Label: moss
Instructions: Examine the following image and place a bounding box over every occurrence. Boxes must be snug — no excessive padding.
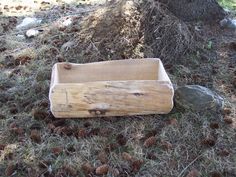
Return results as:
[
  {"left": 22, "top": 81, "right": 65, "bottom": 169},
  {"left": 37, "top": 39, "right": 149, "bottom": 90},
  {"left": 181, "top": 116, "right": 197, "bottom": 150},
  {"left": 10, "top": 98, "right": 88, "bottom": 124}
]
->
[{"left": 218, "top": 0, "right": 236, "bottom": 11}]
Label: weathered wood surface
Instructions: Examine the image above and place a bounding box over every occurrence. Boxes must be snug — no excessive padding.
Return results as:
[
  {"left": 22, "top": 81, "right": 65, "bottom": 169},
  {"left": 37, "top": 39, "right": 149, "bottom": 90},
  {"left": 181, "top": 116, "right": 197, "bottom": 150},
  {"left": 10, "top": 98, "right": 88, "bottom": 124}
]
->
[{"left": 49, "top": 59, "right": 174, "bottom": 118}]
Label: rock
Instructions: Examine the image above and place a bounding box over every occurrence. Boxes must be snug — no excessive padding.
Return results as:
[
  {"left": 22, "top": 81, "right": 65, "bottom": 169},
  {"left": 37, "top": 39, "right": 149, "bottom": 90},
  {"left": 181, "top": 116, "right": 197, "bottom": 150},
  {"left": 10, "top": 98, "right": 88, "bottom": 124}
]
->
[
  {"left": 60, "top": 41, "right": 75, "bottom": 53},
  {"left": 16, "top": 34, "right": 25, "bottom": 40},
  {"left": 62, "top": 18, "right": 73, "bottom": 27},
  {"left": 16, "top": 17, "right": 41, "bottom": 30},
  {"left": 220, "top": 18, "right": 236, "bottom": 29},
  {"left": 25, "top": 29, "right": 41, "bottom": 38},
  {"left": 174, "top": 85, "right": 224, "bottom": 112}
]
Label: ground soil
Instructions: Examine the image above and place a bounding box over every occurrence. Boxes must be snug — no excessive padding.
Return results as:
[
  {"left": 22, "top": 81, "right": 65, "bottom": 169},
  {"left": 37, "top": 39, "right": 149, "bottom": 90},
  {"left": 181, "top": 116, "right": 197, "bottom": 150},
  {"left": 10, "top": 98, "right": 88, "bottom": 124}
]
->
[{"left": 0, "top": 0, "right": 235, "bottom": 177}]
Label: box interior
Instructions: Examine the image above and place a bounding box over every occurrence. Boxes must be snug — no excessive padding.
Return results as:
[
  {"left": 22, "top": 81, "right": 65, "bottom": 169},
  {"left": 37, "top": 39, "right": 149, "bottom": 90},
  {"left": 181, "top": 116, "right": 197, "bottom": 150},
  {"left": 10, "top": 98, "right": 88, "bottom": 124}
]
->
[{"left": 54, "top": 59, "right": 168, "bottom": 84}]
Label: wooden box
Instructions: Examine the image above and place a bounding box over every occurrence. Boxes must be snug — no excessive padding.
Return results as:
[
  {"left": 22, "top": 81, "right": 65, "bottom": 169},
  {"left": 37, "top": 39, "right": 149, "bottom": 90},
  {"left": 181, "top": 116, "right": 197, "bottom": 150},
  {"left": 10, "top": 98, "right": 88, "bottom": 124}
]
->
[{"left": 49, "top": 59, "right": 174, "bottom": 118}]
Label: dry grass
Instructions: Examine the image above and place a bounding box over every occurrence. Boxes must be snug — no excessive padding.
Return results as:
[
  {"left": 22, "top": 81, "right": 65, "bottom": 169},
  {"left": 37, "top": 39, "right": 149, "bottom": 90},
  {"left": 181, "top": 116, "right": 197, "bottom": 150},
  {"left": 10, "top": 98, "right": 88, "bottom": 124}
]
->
[{"left": 0, "top": 0, "right": 235, "bottom": 177}]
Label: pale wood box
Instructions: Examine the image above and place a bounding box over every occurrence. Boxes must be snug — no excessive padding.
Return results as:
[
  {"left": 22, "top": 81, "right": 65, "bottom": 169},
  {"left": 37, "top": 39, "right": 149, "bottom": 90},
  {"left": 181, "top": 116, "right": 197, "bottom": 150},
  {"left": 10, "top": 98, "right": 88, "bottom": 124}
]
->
[{"left": 49, "top": 58, "right": 174, "bottom": 118}]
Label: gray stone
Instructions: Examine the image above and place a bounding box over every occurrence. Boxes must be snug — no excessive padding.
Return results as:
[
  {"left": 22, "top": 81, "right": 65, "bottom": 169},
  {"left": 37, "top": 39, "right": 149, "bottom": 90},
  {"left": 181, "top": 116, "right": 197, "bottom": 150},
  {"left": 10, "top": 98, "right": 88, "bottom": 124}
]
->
[
  {"left": 220, "top": 18, "right": 236, "bottom": 29},
  {"left": 60, "top": 41, "right": 75, "bottom": 53},
  {"left": 174, "top": 85, "right": 224, "bottom": 112},
  {"left": 16, "top": 17, "right": 41, "bottom": 30},
  {"left": 25, "top": 29, "right": 40, "bottom": 38}
]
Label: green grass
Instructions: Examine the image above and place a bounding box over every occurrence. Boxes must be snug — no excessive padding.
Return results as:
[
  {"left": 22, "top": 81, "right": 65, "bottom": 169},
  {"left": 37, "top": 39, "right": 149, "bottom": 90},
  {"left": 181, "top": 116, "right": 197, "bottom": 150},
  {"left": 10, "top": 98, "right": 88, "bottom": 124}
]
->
[{"left": 218, "top": 0, "right": 236, "bottom": 11}]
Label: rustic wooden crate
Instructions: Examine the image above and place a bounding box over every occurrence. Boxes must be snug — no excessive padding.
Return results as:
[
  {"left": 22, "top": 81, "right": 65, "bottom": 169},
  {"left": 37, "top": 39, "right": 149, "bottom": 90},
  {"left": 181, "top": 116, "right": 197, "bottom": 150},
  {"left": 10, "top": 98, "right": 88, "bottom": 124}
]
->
[{"left": 49, "top": 58, "right": 174, "bottom": 118}]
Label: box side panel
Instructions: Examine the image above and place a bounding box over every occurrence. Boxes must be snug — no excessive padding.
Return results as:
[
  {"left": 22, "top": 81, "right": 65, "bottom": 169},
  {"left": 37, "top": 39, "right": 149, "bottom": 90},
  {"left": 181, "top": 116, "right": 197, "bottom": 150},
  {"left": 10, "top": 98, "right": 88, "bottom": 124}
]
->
[
  {"left": 49, "top": 85, "right": 68, "bottom": 116},
  {"left": 50, "top": 64, "right": 59, "bottom": 89},
  {"left": 50, "top": 80, "right": 174, "bottom": 118},
  {"left": 157, "top": 60, "right": 171, "bottom": 82}
]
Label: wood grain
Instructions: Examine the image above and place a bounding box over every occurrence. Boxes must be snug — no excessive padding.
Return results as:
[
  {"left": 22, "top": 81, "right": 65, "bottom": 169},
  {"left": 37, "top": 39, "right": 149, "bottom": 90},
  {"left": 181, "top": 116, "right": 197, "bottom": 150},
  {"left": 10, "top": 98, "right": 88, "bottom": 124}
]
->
[{"left": 49, "top": 59, "right": 174, "bottom": 118}]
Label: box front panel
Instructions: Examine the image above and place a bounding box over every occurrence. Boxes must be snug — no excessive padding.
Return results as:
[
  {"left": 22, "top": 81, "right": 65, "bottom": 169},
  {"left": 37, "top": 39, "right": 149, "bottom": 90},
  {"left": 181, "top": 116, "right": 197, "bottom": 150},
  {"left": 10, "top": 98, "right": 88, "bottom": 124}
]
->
[{"left": 50, "top": 81, "right": 174, "bottom": 118}]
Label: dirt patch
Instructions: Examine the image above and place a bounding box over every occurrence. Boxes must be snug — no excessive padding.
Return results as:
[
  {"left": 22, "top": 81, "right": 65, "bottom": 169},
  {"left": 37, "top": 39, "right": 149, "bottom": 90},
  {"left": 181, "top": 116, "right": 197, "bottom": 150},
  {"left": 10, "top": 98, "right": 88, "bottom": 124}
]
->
[
  {"left": 60, "top": 0, "right": 143, "bottom": 62},
  {"left": 142, "top": 1, "right": 193, "bottom": 64},
  {"left": 160, "top": 0, "right": 226, "bottom": 22}
]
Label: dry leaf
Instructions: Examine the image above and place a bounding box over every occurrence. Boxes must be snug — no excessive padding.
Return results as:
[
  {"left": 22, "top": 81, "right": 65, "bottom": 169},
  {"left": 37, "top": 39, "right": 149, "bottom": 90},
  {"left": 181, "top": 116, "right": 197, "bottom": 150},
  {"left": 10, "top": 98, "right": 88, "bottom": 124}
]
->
[
  {"left": 168, "top": 118, "right": 178, "bottom": 126},
  {"left": 95, "top": 164, "right": 109, "bottom": 175},
  {"left": 110, "top": 168, "right": 120, "bottom": 176},
  {"left": 9, "top": 122, "right": 17, "bottom": 129},
  {"left": 100, "top": 128, "right": 112, "bottom": 137},
  {"left": 0, "top": 144, "right": 6, "bottom": 150},
  {"left": 38, "top": 160, "right": 51, "bottom": 169},
  {"left": 104, "top": 143, "right": 118, "bottom": 152},
  {"left": 54, "top": 126, "right": 63, "bottom": 135},
  {"left": 63, "top": 165, "right": 77, "bottom": 176},
  {"left": 61, "top": 126, "right": 74, "bottom": 136},
  {"left": 77, "top": 128, "right": 87, "bottom": 138},
  {"left": 51, "top": 147, "right": 63, "bottom": 155},
  {"left": 210, "top": 171, "right": 222, "bottom": 177},
  {"left": 56, "top": 55, "right": 65, "bottom": 62},
  {"left": 144, "top": 130, "right": 157, "bottom": 139},
  {"left": 147, "top": 152, "right": 157, "bottom": 160},
  {"left": 224, "top": 117, "right": 233, "bottom": 124},
  {"left": 27, "top": 167, "right": 38, "bottom": 177},
  {"left": 186, "top": 169, "right": 200, "bottom": 177},
  {"left": 168, "top": 159, "right": 177, "bottom": 169},
  {"left": 144, "top": 136, "right": 156, "bottom": 148},
  {"left": 97, "top": 151, "right": 108, "bottom": 164},
  {"left": 131, "top": 160, "right": 143, "bottom": 173},
  {"left": 210, "top": 122, "right": 220, "bottom": 129},
  {"left": 81, "top": 162, "right": 94, "bottom": 175},
  {"left": 84, "top": 122, "right": 92, "bottom": 128},
  {"left": 52, "top": 120, "right": 66, "bottom": 127},
  {"left": 5, "top": 163, "right": 15, "bottom": 176},
  {"left": 201, "top": 137, "right": 216, "bottom": 147},
  {"left": 11, "top": 127, "right": 24, "bottom": 135},
  {"left": 217, "top": 148, "right": 230, "bottom": 157},
  {"left": 32, "top": 109, "right": 47, "bottom": 120},
  {"left": 66, "top": 146, "right": 76, "bottom": 155},
  {"left": 223, "top": 107, "right": 231, "bottom": 115},
  {"left": 47, "top": 123, "right": 56, "bottom": 131},
  {"left": 30, "top": 130, "right": 41, "bottom": 143},
  {"left": 9, "top": 107, "right": 18, "bottom": 114},
  {"left": 116, "top": 134, "right": 127, "bottom": 146},
  {"left": 161, "top": 141, "right": 173, "bottom": 151},
  {"left": 88, "top": 128, "right": 100, "bottom": 136},
  {"left": 122, "top": 152, "right": 133, "bottom": 162}
]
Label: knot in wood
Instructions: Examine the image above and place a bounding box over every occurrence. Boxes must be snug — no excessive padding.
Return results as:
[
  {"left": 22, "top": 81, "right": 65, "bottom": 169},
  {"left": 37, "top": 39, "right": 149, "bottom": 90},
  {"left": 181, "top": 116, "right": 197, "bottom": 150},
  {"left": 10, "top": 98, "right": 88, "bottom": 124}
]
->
[
  {"left": 64, "top": 63, "right": 72, "bottom": 70},
  {"left": 88, "top": 109, "right": 107, "bottom": 116}
]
